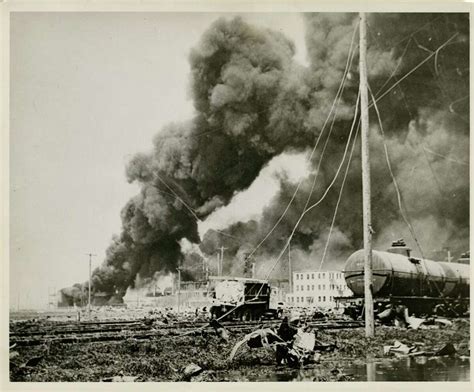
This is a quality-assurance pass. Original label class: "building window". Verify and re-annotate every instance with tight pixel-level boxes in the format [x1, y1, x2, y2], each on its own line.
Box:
[307, 285, 310, 291]
[311, 273, 314, 279]
[322, 273, 325, 278]
[307, 274, 309, 279]
[296, 285, 299, 291]
[318, 296, 321, 302]
[323, 285, 325, 290]
[318, 284, 321, 290]
[323, 296, 326, 302]
[296, 297, 299, 303]
[312, 285, 314, 290]
[318, 273, 320, 279]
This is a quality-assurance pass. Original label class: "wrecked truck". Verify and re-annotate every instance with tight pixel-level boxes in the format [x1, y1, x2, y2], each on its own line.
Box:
[209, 277, 283, 321]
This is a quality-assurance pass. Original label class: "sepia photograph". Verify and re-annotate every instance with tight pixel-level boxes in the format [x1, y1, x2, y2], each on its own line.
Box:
[4, 4, 471, 384]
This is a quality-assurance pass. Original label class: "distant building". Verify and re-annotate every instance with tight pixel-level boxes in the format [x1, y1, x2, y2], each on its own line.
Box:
[123, 280, 210, 309]
[269, 278, 289, 302]
[286, 270, 352, 309]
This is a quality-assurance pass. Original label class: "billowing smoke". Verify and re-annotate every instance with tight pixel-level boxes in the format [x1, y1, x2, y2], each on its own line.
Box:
[199, 13, 469, 278]
[65, 13, 468, 297]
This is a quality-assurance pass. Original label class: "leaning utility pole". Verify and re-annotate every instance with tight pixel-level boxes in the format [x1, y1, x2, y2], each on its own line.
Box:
[359, 12, 375, 337]
[86, 253, 96, 319]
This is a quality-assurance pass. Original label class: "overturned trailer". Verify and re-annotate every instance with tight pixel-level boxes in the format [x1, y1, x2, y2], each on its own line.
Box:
[336, 242, 470, 317]
[209, 277, 283, 321]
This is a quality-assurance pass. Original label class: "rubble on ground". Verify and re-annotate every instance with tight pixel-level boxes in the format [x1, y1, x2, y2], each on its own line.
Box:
[8, 308, 470, 382]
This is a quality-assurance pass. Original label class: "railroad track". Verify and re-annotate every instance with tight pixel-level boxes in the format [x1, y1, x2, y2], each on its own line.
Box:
[10, 318, 364, 346]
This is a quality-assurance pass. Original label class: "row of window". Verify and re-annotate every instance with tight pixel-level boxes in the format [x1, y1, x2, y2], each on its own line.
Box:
[295, 284, 345, 291]
[290, 296, 336, 303]
[294, 272, 343, 280]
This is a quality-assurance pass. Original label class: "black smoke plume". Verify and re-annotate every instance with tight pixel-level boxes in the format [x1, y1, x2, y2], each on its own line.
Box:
[63, 13, 468, 300]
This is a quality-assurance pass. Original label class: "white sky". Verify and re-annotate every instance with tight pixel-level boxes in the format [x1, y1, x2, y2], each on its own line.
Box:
[9, 12, 308, 309]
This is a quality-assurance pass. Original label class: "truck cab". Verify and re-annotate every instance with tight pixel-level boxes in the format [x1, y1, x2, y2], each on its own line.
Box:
[209, 277, 282, 321]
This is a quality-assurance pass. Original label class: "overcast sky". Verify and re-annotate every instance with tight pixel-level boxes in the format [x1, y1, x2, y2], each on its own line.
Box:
[10, 12, 308, 309]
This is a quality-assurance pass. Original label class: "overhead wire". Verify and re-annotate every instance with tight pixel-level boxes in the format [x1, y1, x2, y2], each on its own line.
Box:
[303, 94, 360, 216]
[317, 122, 361, 272]
[368, 85, 426, 261]
[154, 173, 243, 243]
[370, 33, 459, 107]
[388, 15, 443, 49]
[374, 36, 412, 97]
[260, 91, 361, 282]
[367, 25, 462, 199]
[154, 173, 200, 221]
[242, 20, 360, 264]
[299, 43, 358, 222]
[369, 86, 453, 300]
[422, 146, 469, 166]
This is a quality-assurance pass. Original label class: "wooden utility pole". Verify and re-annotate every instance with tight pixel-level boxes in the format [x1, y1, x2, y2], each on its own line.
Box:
[288, 241, 292, 293]
[86, 253, 96, 319]
[359, 12, 375, 337]
[177, 267, 181, 313]
[218, 246, 227, 276]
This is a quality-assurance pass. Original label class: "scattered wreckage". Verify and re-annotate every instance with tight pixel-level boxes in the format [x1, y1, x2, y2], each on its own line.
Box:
[229, 316, 336, 368]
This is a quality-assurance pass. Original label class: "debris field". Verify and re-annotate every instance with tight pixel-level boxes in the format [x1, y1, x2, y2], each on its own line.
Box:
[9, 314, 470, 382]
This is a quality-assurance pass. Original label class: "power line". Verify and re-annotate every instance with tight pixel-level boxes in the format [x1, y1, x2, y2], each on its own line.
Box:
[86, 253, 97, 319]
[371, 33, 459, 107]
[300, 43, 358, 219]
[373, 36, 412, 97]
[154, 172, 246, 245]
[261, 92, 361, 282]
[422, 146, 469, 166]
[317, 122, 360, 272]
[386, 15, 443, 49]
[154, 173, 200, 221]
[370, 87, 453, 300]
[242, 21, 360, 263]
[367, 23, 450, 201]
[368, 85, 426, 260]
[303, 95, 360, 216]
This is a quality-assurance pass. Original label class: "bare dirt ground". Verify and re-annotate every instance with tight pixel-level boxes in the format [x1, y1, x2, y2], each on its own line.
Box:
[9, 318, 469, 382]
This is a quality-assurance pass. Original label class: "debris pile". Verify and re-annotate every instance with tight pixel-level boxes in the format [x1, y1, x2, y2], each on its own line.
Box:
[229, 316, 338, 368]
[376, 303, 455, 330]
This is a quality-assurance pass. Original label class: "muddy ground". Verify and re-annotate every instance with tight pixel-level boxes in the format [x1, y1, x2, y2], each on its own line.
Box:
[10, 319, 469, 382]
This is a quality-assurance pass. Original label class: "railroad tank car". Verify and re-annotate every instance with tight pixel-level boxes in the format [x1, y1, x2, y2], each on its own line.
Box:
[341, 241, 470, 316]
